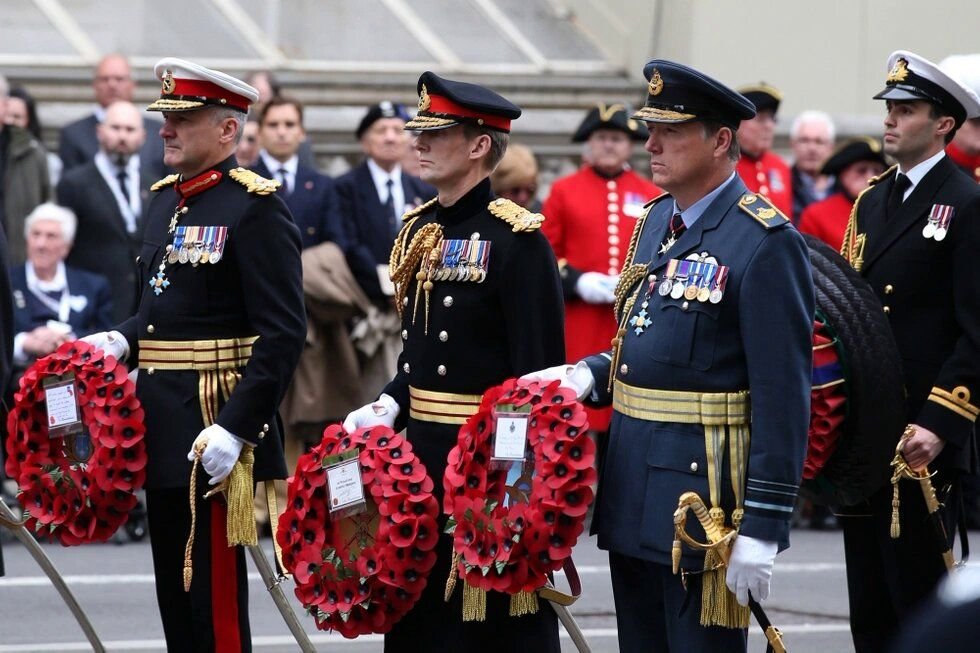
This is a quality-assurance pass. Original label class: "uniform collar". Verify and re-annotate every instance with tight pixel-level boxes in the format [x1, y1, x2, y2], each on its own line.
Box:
[176, 155, 237, 199]
[672, 171, 737, 228]
[898, 148, 945, 192]
[435, 177, 493, 226]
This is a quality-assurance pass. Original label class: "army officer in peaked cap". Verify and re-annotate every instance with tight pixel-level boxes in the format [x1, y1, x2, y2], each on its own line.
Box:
[839, 50, 980, 653]
[526, 60, 814, 652]
[344, 71, 565, 652]
[84, 57, 306, 651]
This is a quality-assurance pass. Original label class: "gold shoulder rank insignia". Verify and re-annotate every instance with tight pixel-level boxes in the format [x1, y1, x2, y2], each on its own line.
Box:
[150, 174, 180, 192]
[737, 193, 790, 229]
[401, 197, 438, 222]
[488, 198, 544, 232]
[228, 167, 280, 195]
[869, 164, 898, 186]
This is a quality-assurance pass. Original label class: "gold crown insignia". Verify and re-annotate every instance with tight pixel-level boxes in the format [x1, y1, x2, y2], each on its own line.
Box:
[887, 58, 910, 84]
[648, 69, 664, 96]
[419, 84, 431, 112]
[161, 70, 175, 95]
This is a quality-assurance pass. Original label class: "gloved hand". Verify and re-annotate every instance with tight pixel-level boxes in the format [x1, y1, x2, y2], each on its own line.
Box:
[187, 424, 246, 485]
[81, 330, 130, 362]
[342, 393, 400, 432]
[575, 272, 617, 304]
[726, 534, 779, 606]
[520, 361, 595, 401]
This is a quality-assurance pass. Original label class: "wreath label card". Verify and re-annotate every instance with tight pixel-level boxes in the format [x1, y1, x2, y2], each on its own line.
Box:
[324, 448, 366, 519]
[43, 373, 82, 438]
[491, 404, 531, 469]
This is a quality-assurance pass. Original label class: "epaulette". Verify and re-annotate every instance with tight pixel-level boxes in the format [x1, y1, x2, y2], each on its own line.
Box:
[150, 174, 180, 192]
[401, 197, 438, 222]
[228, 167, 280, 195]
[488, 198, 544, 232]
[737, 193, 790, 229]
[868, 164, 899, 186]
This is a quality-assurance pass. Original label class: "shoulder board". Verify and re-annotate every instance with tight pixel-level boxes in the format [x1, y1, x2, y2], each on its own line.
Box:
[228, 167, 281, 195]
[868, 164, 898, 186]
[401, 197, 438, 222]
[150, 174, 180, 192]
[488, 198, 544, 232]
[737, 193, 790, 229]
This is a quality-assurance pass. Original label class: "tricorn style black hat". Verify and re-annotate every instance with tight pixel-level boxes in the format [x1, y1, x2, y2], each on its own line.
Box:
[632, 60, 756, 129]
[820, 137, 887, 176]
[874, 50, 980, 127]
[356, 101, 411, 139]
[572, 103, 648, 142]
[737, 83, 783, 114]
[404, 72, 521, 133]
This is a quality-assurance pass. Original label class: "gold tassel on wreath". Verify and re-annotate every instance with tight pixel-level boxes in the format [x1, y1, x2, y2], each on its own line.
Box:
[699, 545, 750, 629]
[508, 590, 539, 617]
[462, 581, 487, 622]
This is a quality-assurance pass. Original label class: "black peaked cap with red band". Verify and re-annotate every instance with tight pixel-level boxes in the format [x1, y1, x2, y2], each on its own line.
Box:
[147, 57, 258, 114]
[404, 71, 521, 133]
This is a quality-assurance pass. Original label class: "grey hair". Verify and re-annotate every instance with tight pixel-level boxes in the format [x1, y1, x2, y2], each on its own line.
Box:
[25, 202, 78, 244]
[209, 106, 247, 144]
[0, 73, 8, 99]
[790, 110, 836, 142]
[461, 123, 509, 171]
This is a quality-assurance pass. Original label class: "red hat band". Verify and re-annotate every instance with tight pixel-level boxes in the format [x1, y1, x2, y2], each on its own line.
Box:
[427, 94, 511, 132]
[169, 78, 250, 112]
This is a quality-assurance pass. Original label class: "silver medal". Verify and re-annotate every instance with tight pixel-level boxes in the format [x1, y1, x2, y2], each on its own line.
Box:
[178, 248, 190, 265]
[922, 221, 937, 239]
[934, 226, 947, 241]
[209, 250, 222, 264]
[709, 288, 723, 304]
[670, 280, 686, 300]
[658, 279, 673, 296]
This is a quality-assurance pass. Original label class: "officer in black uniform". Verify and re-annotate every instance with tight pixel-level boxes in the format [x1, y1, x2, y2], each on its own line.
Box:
[343, 72, 565, 652]
[839, 50, 980, 653]
[85, 58, 305, 651]
[527, 60, 814, 652]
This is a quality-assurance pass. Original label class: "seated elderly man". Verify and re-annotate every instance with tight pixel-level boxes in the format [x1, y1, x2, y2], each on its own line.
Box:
[10, 202, 112, 366]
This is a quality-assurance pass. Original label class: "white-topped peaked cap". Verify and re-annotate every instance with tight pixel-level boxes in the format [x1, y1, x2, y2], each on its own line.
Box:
[939, 54, 980, 111]
[874, 50, 980, 123]
[147, 57, 258, 113]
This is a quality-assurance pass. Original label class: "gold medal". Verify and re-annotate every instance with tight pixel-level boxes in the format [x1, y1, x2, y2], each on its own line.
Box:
[201, 251, 210, 264]
[697, 287, 711, 302]
[683, 284, 698, 301]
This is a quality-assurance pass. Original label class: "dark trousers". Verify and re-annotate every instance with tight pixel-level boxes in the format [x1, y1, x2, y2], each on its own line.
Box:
[147, 483, 251, 653]
[608, 551, 747, 653]
[840, 477, 959, 653]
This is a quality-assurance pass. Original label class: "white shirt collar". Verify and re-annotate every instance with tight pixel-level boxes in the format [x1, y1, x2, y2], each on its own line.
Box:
[26, 261, 67, 293]
[93, 105, 107, 123]
[367, 158, 402, 191]
[899, 149, 946, 198]
[260, 151, 298, 177]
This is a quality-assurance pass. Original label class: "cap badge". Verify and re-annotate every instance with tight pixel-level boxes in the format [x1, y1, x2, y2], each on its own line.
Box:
[648, 69, 664, 96]
[162, 70, 176, 95]
[887, 58, 910, 84]
[419, 84, 431, 112]
[598, 102, 625, 122]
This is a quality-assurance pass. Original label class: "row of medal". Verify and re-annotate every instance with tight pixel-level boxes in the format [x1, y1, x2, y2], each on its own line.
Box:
[922, 204, 954, 241]
[431, 238, 491, 283]
[658, 258, 730, 304]
[166, 225, 229, 266]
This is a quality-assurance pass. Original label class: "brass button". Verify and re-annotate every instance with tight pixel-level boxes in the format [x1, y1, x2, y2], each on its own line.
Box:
[181, 207, 188, 214]
[883, 306, 891, 314]
[690, 462, 699, 472]
[135, 255, 141, 264]
[760, 185, 770, 195]
[263, 423, 270, 432]
[401, 329, 408, 340]
[147, 367, 155, 375]
[620, 364, 628, 375]
[443, 296, 454, 307]
[147, 324, 155, 334]
[403, 297, 409, 306]
[682, 301, 690, 310]
[403, 363, 410, 373]
[258, 432, 265, 440]
[470, 232, 480, 240]
[439, 330, 448, 342]
[884, 284, 894, 294]
[648, 274, 657, 282]
[437, 365, 447, 376]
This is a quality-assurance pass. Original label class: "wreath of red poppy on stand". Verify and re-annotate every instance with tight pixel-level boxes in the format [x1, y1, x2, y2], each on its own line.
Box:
[276, 424, 439, 638]
[443, 378, 595, 620]
[4, 340, 147, 545]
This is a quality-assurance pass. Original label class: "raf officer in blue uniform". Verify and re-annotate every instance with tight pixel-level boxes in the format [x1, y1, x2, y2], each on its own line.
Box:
[839, 51, 980, 653]
[527, 60, 814, 652]
[344, 72, 565, 652]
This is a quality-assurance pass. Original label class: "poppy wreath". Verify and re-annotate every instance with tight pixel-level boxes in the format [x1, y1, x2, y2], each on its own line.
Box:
[277, 424, 439, 638]
[3, 340, 147, 545]
[443, 378, 595, 621]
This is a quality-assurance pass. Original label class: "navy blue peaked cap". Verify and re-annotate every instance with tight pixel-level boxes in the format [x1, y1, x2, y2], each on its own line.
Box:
[405, 71, 521, 133]
[632, 60, 756, 128]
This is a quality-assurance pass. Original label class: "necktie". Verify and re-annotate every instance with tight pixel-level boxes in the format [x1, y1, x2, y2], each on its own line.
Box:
[660, 212, 686, 254]
[117, 168, 130, 204]
[886, 173, 911, 219]
[278, 167, 291, 195]
[384, 178, 397, 233]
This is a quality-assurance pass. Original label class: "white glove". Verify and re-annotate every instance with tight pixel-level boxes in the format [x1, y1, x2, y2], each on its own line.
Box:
[187, 424, 246, 485]
[342, 393, 400, 432]
[726, 535, 778, 606]
[575, 272, 617, 304]
[520, 361, 595, 401]
[81, 330, 130, 362]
